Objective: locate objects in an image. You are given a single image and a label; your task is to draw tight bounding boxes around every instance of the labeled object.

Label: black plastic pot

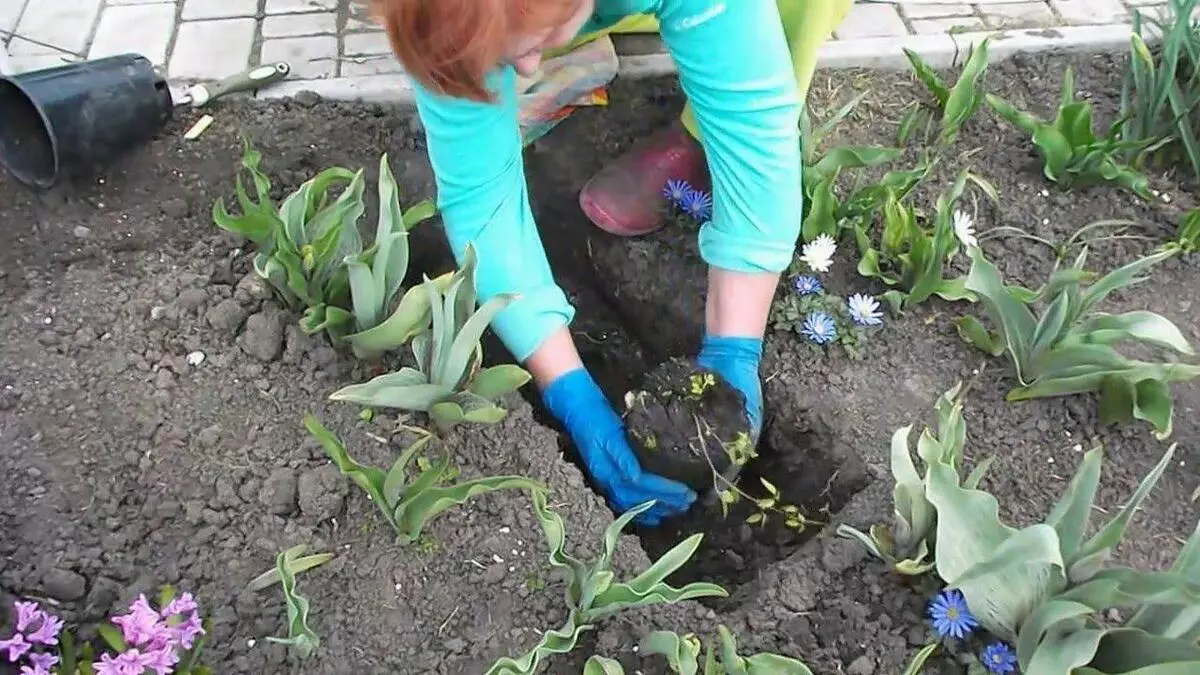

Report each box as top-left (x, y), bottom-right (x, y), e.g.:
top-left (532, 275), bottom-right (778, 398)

top-left (0, 53), bottom-right (172, 189)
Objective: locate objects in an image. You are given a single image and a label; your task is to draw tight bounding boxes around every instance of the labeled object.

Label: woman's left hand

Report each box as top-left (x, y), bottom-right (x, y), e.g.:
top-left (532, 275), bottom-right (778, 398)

top-left (696, 335), bottom-right (763, 439)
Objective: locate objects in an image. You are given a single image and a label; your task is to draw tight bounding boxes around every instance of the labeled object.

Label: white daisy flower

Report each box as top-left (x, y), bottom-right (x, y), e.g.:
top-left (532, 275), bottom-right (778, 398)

top-left (953, 210), bottom-right (977, 248)
top-left (800, 234), bottom-right (837, 273)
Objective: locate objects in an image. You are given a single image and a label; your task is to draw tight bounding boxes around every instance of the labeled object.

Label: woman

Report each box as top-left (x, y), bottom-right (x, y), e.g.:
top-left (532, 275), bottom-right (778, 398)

top-left (374, 0), bottom-right (851, 525)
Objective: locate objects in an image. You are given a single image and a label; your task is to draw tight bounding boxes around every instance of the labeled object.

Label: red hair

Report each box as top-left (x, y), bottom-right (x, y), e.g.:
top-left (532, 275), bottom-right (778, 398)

top-left (371, 0), bottom-right (581, 102)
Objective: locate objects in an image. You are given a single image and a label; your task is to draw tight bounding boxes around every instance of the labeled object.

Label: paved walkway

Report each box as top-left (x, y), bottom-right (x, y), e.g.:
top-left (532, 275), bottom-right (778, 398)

top-left (0, 1), bottom-right (1177, 102)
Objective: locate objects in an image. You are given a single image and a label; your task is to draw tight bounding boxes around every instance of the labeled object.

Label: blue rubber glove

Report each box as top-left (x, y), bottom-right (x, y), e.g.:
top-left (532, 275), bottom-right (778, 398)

top-left (696, 335), bottom-right (764, 439)
top-left (542, 368), bottom-right (697, 525)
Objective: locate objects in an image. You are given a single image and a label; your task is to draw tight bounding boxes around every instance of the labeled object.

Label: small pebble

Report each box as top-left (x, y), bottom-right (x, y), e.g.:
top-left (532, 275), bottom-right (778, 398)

top-left (187, 351), bottom-right (206, 366)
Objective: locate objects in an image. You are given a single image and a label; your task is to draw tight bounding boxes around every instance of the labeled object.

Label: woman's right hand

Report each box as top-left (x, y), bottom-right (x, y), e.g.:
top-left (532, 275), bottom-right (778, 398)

top-left (542, 368), bottom-right (696, 525)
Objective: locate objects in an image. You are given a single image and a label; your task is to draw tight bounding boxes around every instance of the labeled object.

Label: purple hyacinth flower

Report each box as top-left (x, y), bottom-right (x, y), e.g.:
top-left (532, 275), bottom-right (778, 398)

top-left (172, 612), bottom-right (205, 650)
top-left (25, 613), bottom-right (62, 646)
top-left (94, 648), bottom-right (155, 675)
top-left (143, 644), bottom-right (182, 675)
top-left (21, 652), bottom-right (59, 675)
top-left (13, 602), bottom-right (42, 633)
top-left (0, 633), bottom-right (30, 663)
top-left (163, 593), bottom-right (198, 618)
top-left (111, 595), bottom-right (162, 647)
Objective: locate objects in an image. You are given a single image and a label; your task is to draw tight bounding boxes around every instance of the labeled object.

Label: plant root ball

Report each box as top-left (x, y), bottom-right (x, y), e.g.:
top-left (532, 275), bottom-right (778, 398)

top-left (622, 357), bottom-right (753, 494)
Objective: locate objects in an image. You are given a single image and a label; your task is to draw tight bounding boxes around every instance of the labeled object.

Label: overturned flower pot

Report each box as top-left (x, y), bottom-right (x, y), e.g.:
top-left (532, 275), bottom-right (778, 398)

top-left (623, 358), bottom-right (754, 495)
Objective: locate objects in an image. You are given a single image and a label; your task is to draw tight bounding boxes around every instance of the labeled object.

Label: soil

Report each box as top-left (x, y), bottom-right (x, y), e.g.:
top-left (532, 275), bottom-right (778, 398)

top-left (623, 357), bottom-right (750, 493)
top-left (0, 50), bottom-right (1198, 675)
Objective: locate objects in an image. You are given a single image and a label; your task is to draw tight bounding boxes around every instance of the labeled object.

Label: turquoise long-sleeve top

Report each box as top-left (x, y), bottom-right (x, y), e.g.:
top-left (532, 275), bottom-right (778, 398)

top-left (412, 0), bottom-right (802, 362)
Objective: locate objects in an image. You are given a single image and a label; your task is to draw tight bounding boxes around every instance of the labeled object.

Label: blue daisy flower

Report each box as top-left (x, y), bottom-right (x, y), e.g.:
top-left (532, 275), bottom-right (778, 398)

top-left (928, 589), bottom-right (978, 640)
top-left (792, 275), bottom-right (823, 296)
top-left (662, 179), bottom-right (693, 205)
top-left (680, 189), bottom-right (713, 222)
top-left (801, 311), bottom-right (837, 345)
top-left (981, 642), bottom-right (1017, 674)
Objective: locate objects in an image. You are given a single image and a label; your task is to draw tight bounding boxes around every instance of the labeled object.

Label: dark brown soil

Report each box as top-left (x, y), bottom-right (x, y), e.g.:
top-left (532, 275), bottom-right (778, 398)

top-left (623, 357), bottom-right (750, 493)
top-left (0, 50), bottom-right (1197, 675)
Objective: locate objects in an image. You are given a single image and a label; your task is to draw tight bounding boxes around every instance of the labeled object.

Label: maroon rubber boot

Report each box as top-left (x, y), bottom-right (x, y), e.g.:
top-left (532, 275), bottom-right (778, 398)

top-left (579, 120), bottom-right (711, 237)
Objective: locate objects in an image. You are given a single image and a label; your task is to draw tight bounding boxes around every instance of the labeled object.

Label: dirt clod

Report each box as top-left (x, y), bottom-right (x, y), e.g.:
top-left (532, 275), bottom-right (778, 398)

top-left (623, 357), bottom-right (750, 493)
top-left (259, 468), bottom-right (299, 516)
top-left (240, 309), bottom-right (286, 362)
top-left (207, 298), bottom-right (248, 334)
top-left (42, 568), bottom-right (87, 601)
top-left (297, 464), bottom-right (348, 521)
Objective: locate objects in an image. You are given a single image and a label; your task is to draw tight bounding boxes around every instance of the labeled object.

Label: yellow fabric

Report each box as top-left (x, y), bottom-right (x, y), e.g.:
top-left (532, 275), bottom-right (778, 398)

top-left (560, 1), bottom-right (853, 139)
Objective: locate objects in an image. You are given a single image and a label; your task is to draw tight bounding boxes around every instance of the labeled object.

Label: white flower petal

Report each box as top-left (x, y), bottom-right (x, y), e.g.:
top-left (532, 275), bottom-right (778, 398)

top-left (953, 210), bottom-right (978, 248)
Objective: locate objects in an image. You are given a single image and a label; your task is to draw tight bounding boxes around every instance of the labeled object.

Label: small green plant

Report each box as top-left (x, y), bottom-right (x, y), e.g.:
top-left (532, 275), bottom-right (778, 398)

top-left (1120, 0), bottom-right (1200, 178)
top-left (770, 282), bottom-right (877, 359)
top-left (1172, 207), bottom-right (1200, 252)
top-left (261, 545), bottom-right (323, 659)
top-left (902, 38), bottom-right (992, 146)
top-left (342, 154), bottom-right (437, 359)
top-left (927, 440), bottom-right (1200, 672)
top-left (800, 96), bottom-right (903, 241)
top-left (838, 382), bottom-right (994, 575)
top-left (584, 626), bottom-right (813, 674)
top-left (987, 67), bottom-right (1160, 198)
top-left (246, 544), bottom-right (333, 592)
top-left (329, 243), bottom-right (533, 432)
top-left (855, 169), bottom-right (997, 314)
top-left (485, 491), bottom-right (728, 674)
top-left (304, 415), bottom-right (544, 543)
top-left (957, 245), bottom-right (1200, 438)
top-left (212, 138), bottom-right (366, 340)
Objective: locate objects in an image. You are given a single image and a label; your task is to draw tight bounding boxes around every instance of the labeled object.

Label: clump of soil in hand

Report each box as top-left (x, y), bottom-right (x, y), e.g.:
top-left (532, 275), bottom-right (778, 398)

top-left (623, 357), bottom-right (753, 494)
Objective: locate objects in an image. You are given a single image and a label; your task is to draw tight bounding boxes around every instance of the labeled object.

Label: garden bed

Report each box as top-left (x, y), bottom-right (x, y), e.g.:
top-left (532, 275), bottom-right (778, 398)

top-left (0, 50), bottom-right (1198, 674)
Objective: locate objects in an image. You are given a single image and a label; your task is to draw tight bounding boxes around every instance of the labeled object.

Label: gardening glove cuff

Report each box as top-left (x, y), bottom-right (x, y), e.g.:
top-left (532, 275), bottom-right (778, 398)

top-left (696, 335), bottom-right (764, 439)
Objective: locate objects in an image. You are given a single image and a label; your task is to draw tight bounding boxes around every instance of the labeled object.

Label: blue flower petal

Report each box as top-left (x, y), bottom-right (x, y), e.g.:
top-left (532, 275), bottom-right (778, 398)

top-left (662, 179), bottom-right (693, 205)
top-left (927, 589), bottom-right (978, 640)
top-left (792, 275), bottom-right (823, 296)
top-left (801, 311), bottom-right (837, 345)
top-left (981, 643), bottom-right (1018, 674)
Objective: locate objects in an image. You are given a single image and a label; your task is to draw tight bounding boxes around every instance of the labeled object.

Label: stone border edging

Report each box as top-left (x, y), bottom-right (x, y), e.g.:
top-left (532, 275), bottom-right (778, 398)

top-left (255, 22), bottom-right (1144, 105)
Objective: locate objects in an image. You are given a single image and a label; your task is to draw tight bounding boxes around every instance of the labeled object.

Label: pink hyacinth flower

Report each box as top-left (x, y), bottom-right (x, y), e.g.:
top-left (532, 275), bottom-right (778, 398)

top-left (25, 613), bottom-right (63, 647)
top-left (20, 651), bottom-right (59, 675)
top-left (0, 633), bottom-right (30, 662)
top-left (172, 612), bottom-right (205, 650)
top-left (13, 602), bottom-right (42, 633)
top-left (142, 644), bottom-right (181, 675)
top-left (162, 593), bottom-right (197, 618)
top-left (93, 648), bottom-right (154, 675)
top-left (110, 595), bottom-right (162, 647)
